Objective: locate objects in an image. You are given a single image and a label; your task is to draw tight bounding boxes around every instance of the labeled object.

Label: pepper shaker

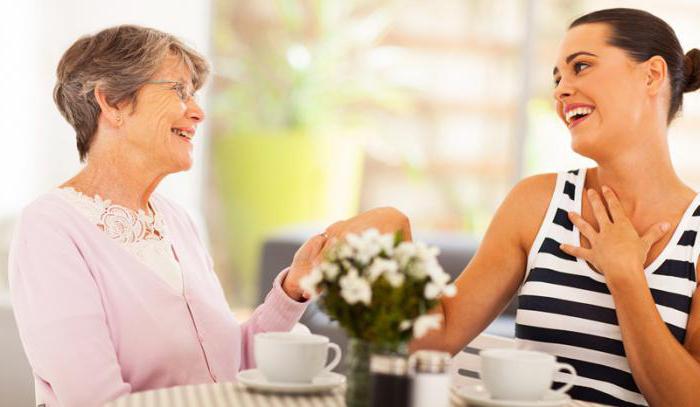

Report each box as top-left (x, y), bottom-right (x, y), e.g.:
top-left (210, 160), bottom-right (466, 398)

top-left (409, 350), bottom-right (452, 407)
top-left (370, 353), bottom-right (412, 407)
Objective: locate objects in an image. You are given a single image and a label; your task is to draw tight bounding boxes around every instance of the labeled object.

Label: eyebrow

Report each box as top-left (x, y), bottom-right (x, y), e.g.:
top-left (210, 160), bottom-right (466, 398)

top-left (552, 51), bottom-right (598, 77)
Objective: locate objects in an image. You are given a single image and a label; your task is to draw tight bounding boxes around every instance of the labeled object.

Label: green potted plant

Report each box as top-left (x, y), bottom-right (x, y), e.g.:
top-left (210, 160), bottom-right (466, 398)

top-left (211, 0), bottom-right (403, 302)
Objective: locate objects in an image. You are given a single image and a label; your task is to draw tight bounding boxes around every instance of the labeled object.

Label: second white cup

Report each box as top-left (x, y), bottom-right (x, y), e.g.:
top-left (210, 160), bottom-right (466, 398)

top-left (479, 349), bottom-right (577, 401)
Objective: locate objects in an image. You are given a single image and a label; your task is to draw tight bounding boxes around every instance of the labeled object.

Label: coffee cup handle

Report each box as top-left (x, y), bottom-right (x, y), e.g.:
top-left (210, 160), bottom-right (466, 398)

top-left (552, 362), bottom-right (577, 395)
top-left (322, 343), bottom-right (342, 374)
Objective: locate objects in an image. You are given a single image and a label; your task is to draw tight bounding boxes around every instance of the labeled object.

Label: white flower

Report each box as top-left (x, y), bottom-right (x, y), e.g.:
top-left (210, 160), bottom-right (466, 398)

top-left (360, 228), bottom-right (381, 241)
top-left (399, 320), bottom-right (412, 331)
top-left (378, 233), bottom-right (395, 256)
top-left (407, 262), bottom-right (427, 279)
top-left (424, 282), bottom-right (442, 300)
top-left (337, 244), bottom-right (354, 260)
top-left (415, 241), bottom-right (440, 261)
top-left (345, 232), bottom-right (364, 249)
top-left (426, 264), bottom-right (449, 285)
top-left (346, 229), bottom-right (383, 265)
top-left (339, 269), bottom-right (372, 305)
top-left (394, 241), bottom-right (417, 268)
top-left (413, 314), bottom-right (443, 339)
top-left (366, 258), bottom-right (399, 282)
top-left (299, 267), bottom-right (324, 298)
top-left (384, 271), bottom-right (405, 287)
top-left (396, 241), bottom-right (441, 280)
top-left (320, 263), bottom-right (340, 281)
top-left (423, 272), bottom-right (454, 299)
top-left (442, 283), bottom-right (457, 297)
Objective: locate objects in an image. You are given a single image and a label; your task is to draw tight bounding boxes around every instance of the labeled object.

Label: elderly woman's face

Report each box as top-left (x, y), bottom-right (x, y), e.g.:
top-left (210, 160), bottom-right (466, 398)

top-left (123, 54), bottom-right (204, 173)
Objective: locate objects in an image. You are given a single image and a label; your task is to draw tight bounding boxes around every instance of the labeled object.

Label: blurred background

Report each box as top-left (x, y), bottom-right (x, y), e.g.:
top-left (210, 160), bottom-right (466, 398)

top-left (2, 0), bottom-right (700, 401)
top-left (4, 0), bottom-right (700, 306)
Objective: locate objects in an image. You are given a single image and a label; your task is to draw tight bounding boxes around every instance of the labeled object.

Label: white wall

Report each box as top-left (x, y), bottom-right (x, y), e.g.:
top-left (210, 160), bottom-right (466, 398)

top-left (1, 0), bottom-right (212, 220)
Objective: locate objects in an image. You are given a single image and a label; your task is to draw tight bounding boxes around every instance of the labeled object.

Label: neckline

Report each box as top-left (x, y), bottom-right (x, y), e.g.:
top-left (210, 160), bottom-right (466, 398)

top-left (51, 190), bottom-right (187, 298)
top-left (57, 186), bottom-right (159, 224)
top-left (573, 167), bottom-right (700, 277)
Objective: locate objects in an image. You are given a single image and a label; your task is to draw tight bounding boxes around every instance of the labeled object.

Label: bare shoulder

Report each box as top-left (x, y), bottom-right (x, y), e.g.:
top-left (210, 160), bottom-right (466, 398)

top-left (498, 173), bottom-right (558, 251)
top-left (506, 173), bottom-right (558, 211)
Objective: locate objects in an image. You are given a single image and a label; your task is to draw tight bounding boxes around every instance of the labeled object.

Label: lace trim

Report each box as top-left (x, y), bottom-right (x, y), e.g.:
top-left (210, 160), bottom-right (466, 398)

top-left (55, 187), bottom-right (183, 293)
top-left (55, 187), bottom-right (167, 244)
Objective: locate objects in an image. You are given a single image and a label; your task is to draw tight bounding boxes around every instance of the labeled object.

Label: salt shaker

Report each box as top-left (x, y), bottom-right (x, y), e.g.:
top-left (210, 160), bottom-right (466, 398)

top-left (409, 350), bottom-right (452, 407)
top-left (370, 354), bottom-right (412, 407)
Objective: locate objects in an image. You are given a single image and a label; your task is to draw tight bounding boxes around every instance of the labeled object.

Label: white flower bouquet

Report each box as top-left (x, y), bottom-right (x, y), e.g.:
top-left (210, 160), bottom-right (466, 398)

top-left (300, 228), bottom-right (456, 350)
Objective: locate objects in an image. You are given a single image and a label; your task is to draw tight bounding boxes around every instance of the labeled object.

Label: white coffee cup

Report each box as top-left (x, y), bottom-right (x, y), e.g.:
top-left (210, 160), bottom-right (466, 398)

top-left (254, 332), bottom-right (342, 383)
top-left (479, 349), bottom-right (577, 401)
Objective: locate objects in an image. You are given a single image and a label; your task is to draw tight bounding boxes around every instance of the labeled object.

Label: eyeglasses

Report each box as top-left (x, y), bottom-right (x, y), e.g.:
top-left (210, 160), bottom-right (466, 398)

top-left (145, 80), bottom-right (197, 103)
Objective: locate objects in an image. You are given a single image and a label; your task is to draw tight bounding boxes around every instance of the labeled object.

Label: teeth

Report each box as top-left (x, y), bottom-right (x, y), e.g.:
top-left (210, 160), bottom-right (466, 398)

top-left (565, 106), bottom-right (594, 123)
top-left (171, 128), bottom-right (192, 140)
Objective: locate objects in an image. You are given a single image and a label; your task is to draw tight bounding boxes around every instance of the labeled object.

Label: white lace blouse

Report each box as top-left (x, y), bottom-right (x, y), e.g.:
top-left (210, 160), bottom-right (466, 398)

top-left (54, 187), bottom-right (183, 294)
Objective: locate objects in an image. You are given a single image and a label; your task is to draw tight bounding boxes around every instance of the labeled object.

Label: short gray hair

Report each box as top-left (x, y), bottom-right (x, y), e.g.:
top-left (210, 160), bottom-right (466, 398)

top-left (53, 25), bottom-right (210, 161)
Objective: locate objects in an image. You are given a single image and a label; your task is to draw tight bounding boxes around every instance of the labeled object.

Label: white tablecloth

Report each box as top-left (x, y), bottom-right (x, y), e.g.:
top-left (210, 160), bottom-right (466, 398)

top-left (106, 382), bottom-right (605, 407)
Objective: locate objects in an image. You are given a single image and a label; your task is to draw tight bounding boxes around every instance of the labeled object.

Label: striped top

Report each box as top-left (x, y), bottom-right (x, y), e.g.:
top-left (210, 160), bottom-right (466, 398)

top-left (515, 168), bottom-right (700, 407)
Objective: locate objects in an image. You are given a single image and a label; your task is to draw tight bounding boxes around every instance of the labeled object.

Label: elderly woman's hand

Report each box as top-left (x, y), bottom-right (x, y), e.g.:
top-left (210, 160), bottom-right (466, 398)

top-left (283, 234), bottom-right (328, 301)
top-left (324, 207), bottom-right (412, 244)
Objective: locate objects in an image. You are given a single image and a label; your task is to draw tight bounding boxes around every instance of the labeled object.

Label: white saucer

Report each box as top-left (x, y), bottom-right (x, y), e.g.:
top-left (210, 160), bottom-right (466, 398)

top-left (237, 369), bottom-right (345, 394)
top-left (455, 384), bottom-right (571, 407)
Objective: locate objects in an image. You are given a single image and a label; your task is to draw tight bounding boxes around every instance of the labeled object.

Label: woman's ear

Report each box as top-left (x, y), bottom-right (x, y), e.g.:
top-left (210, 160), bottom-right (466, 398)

top-left (645, 55), bottom-right (668, 96)
top-left (93, 84), bottom-right (123, 127)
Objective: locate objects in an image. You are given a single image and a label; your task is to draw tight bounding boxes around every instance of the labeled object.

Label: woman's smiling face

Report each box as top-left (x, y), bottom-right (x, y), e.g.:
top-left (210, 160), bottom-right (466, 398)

top-left (120, 53), bottom-right (205, 174)
top-left (552, 23), bottom-right (659, 160)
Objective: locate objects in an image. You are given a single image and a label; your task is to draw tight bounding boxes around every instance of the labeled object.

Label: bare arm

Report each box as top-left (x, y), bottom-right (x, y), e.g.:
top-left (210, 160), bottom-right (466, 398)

top-left (410, 173), bottom-right (557, 355)
top-left (602, 270), bottom-right (700, 407)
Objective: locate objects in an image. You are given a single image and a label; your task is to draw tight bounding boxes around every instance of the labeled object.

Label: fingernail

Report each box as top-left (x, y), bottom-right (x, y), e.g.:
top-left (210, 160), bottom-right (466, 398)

top-left (661, 223), bottom-right (670, 232)
top-left (602, 185), bottom-right (610, 193)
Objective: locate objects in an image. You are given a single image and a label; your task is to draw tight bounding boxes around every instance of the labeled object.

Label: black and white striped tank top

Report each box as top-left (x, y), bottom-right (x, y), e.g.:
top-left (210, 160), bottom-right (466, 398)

top-left (515, 168), bottom-right (699, 406)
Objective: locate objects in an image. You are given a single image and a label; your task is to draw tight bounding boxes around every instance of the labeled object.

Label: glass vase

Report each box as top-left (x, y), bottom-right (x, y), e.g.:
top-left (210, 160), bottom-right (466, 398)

top-left (345, 338), bottom-right (372, 407)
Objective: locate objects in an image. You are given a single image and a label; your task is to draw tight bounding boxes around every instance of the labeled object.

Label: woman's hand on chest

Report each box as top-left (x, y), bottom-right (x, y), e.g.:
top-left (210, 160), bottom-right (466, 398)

top-left (560, 186), bottom-right (671, 278)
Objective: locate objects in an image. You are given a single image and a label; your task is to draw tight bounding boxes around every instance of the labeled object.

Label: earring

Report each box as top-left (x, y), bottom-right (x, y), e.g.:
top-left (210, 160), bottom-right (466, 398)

top-left (115, 114), bottom-right (122, 125)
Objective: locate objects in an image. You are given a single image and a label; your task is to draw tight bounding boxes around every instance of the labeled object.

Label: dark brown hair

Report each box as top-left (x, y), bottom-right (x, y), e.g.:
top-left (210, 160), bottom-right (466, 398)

top-left (53, 25), bottom-right (210, 161)
top-left (570, 8), bottom-right (700, 123)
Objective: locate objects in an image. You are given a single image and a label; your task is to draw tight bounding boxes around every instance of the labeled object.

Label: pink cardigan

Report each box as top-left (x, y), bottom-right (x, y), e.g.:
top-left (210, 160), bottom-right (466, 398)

top-left (9, 192), bottom-right (308, 407)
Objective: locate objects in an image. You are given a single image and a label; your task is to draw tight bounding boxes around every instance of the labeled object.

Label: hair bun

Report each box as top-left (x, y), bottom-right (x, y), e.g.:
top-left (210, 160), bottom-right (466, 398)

top-left (683, 49), bottom-right (700, 93)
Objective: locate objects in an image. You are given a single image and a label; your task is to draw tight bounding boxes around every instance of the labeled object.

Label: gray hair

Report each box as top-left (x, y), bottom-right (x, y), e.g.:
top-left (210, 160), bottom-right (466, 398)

top-left (53, 25), bottom-right (210, 161)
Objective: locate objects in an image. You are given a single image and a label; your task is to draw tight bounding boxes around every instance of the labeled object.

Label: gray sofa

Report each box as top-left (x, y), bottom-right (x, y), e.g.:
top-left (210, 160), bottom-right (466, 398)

top-left (258, 227), bottom-right (517, 359)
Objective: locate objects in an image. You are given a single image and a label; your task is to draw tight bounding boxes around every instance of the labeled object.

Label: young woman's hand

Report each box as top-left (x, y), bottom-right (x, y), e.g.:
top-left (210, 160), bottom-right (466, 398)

top-left (283, 234), bottom-right (327, 301)
top-left (560, 186), bottom-right (671, 278)
top-left (323, 207), bottom-right (412, 244)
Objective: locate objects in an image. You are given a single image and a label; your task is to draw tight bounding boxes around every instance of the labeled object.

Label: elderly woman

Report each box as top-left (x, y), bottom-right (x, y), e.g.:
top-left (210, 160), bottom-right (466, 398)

top-left (8, 25), bottom-right (408, 407)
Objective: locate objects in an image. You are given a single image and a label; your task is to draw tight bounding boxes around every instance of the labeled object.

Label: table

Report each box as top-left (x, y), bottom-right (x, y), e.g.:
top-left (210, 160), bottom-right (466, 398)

top-left (106, 382), bottom-right (604, 407)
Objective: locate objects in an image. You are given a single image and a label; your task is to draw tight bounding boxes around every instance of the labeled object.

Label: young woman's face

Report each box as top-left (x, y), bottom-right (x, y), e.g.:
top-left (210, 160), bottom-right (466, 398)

top-left (553, 23), bottom-right (653, 160)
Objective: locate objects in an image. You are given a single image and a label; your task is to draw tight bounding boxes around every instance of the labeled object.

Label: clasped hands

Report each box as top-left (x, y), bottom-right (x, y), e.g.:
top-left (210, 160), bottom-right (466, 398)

top-left (283, 207), bottom-right (412, 301)
top-left (559, 186), bottom-right (671, 279)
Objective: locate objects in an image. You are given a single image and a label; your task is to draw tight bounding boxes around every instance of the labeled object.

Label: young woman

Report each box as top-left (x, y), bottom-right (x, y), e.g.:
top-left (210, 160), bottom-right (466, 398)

top-left (410, 8), bottom-right (700, 406)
